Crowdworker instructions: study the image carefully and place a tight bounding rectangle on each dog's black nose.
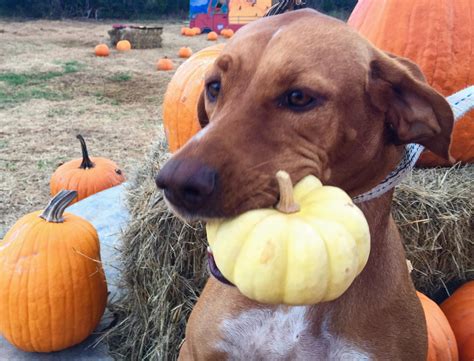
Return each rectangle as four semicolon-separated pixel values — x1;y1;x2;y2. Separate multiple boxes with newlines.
155;159;217;211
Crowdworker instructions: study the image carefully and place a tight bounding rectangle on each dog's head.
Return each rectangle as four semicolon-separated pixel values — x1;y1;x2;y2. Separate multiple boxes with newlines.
156;9;453;220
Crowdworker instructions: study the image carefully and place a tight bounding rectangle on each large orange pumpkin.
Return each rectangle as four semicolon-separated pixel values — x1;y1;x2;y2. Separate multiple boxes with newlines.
417;291;459;361
441;281;474;361
163;43;224;152
348;0;474;166
0;190;107;352
50;135;125;204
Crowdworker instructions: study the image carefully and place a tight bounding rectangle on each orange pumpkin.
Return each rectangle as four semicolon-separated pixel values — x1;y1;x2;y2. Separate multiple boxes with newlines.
181;27;187;35
178;47;193;58
157;56;174;71
50;135;125;204
184;27;195;36
207;31;218;41
0;190;107;352
116;39;131;51
163;44;224;152
94;43;110;57
192;27;201;35
441;281;474;361
417;291;459;361
348;0;474;166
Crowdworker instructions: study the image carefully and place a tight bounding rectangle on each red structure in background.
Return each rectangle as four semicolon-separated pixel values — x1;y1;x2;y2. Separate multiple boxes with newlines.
190;0;271;33
190;1;235;33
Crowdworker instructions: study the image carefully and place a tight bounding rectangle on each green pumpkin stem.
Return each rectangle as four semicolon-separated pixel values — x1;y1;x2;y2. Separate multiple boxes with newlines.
275;171;300;214
77;134;95;169
40;190;77;223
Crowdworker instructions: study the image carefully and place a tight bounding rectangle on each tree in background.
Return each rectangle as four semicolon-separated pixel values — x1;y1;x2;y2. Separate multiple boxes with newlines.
0;0;356;19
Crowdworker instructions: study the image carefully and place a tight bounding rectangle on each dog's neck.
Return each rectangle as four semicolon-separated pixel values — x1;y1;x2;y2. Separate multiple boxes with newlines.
348;190;408;300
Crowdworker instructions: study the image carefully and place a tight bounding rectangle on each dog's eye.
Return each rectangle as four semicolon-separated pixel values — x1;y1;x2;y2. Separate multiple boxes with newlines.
285;90;316;111
206;81;221;102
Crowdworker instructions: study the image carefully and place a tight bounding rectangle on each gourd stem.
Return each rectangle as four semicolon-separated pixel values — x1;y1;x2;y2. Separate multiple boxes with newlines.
39;190;77;223
275;171;300;214
77;134;95;169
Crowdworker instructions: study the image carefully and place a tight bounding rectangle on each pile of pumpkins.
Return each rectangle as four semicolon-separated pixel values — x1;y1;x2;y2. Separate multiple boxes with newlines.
94;25;234;73
93;36;193;72
418;285;474;361
181;26;234;40
0;135;125;352
94;39;131;57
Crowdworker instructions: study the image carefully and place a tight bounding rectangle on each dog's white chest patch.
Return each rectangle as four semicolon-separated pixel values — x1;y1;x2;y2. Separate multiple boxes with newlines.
216;306;372;361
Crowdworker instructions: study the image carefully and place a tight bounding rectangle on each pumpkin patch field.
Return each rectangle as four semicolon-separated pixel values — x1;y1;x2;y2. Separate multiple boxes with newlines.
0;19;226;238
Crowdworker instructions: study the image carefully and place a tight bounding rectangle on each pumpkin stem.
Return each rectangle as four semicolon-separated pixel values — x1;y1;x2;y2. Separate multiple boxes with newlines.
40;190;77;223
275;171;300;214
77;134;95;169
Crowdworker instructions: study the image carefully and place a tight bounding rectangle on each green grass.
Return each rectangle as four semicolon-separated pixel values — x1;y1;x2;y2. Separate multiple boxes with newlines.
0;88;70;108
2;160;17;172
0;61;80;107
0;61;83;86
37;158;64;170
93;91;121;106
109;72;132;82
62;60;83;74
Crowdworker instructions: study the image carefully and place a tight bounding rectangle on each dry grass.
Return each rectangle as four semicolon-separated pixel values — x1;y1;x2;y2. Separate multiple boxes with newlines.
0;18;226;237
102;136;208;361
393;165;474;298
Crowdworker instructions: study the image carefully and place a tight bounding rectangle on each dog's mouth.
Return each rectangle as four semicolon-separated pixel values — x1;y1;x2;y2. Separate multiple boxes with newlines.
207;247;235;286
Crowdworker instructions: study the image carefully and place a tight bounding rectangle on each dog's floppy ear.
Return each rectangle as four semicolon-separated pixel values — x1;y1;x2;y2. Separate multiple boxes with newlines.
197;91;209;128
367;51;454;161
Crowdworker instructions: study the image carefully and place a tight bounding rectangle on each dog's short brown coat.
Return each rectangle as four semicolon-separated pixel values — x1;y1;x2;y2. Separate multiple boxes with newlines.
157;9;453;360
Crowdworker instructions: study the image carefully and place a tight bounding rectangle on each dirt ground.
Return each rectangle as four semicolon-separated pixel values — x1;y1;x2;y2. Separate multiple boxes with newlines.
0;18;227;237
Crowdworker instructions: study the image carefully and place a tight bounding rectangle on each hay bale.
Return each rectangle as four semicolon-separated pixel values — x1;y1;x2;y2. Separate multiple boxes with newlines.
108;26;163;49
105;135;472;360
393;164;473;300
104;136;207;360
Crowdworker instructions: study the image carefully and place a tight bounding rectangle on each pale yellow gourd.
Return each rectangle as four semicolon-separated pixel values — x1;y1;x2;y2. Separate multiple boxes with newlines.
206;171;371;305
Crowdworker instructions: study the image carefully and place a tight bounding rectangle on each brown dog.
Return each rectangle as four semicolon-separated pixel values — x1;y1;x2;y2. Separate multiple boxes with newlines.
156;9;453;360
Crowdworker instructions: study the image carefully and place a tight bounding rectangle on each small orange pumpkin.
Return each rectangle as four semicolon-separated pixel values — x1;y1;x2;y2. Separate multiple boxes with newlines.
181;27;187;35
184;27;195;36
441;281;474;361
116;39;131;51
0;190;107;352
192;27;201;35
348;0;474;166
178;47;193;58
417;291;459;361
221;28;234;38
94;43;110;57
163;44;224;152
50;135;125;204
207;31;218;41
157;56;174;71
